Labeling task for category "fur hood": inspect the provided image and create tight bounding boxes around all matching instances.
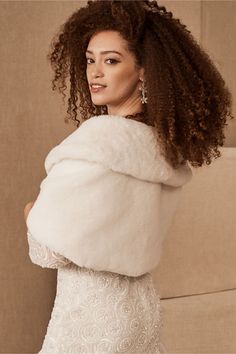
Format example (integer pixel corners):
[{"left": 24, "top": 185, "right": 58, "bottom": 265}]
[
  {"left": 45, "top": 114, "right": 192, "bottom": 186},
  {"left": 26, "top": 114, "right": 193, "bottom": 276}
]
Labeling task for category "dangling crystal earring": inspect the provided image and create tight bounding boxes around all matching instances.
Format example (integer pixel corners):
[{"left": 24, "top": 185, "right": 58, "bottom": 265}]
[{"left": 139, "top": 79, "right": 148, "bottom": 104}]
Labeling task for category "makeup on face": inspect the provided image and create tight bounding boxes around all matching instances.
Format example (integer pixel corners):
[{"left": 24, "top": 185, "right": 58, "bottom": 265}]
[
  {"left": 85, "top": 31, "right": 144, "bottom": 115},
  {"left": 86, "top": 49, "right": 123, "bottom": 94},
  {"left": 90, "top": 85, "right": 107, "bottom": 93}
]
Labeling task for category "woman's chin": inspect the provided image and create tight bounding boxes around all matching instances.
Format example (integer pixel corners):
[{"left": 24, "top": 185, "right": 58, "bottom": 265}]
[{"left": 92, "top": 99, "right": 108, "bottom": 106}]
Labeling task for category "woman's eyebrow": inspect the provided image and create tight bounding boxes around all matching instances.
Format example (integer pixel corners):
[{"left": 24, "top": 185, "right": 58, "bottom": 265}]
[{"left": 86, "top": 50, "right": 123, "bottom": 57}]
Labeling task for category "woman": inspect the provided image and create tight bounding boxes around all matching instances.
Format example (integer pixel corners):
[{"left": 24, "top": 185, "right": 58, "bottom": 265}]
[{"left": 24, "top": 1, "right": 234, "bottom": 353}]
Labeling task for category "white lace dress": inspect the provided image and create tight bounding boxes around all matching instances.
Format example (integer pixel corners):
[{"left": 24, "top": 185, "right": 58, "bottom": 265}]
[{"left": 27, "top": 232, "right": 167, "bottom": 354}]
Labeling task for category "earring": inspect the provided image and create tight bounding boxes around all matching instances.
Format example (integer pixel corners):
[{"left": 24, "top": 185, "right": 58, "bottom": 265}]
[{"left": 139, "top": 79, "right": 148, "bottom": 104}]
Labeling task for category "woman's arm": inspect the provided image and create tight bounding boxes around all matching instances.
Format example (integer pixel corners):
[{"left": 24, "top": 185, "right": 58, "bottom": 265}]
[
  {"left": 24, "top": 201, "right": 72, "bottom": 269},
  {"left": 27, "top": 231, "right": 72, "bottom": 269},
  {"left": 24, "top": 201, "right": 35, "bottom": 222}
]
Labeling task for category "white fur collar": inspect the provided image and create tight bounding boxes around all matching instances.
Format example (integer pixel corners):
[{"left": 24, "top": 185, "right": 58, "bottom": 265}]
[{"left": 45, "top": 114, "right": 192, "bottom": 187}]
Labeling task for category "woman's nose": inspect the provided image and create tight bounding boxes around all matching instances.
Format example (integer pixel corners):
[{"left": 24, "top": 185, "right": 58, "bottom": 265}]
[
  {"left": 91, "top": 65, "right": 104, "bottom": 78},
  {"left": 92, "top": 72, "right": 104, "bottom": 79}
]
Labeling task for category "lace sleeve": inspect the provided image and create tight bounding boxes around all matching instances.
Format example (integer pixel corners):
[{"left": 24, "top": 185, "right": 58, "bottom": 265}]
[{"left": 27, "top": 231, "right": 72, "bottom": 269}]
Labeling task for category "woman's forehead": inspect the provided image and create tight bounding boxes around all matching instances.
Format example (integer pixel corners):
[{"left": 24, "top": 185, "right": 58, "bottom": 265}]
[{"left": 87, "top": 30, "right": 128, "bottom": 52}]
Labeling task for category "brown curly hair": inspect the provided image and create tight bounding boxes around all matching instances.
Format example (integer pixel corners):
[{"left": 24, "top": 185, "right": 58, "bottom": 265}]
[{"left": 47, "top": 0, "right": 234, "bottom": 169}]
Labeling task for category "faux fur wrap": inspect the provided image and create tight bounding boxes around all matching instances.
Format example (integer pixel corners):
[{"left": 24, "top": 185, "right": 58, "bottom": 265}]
[{"left": 26, "top": 114, "right": 193, "bottom": 276}]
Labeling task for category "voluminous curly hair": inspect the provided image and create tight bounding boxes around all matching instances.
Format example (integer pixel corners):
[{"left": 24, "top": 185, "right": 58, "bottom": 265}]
[{"left": 47, "top": 0, "right": 234, "bottom": 169}]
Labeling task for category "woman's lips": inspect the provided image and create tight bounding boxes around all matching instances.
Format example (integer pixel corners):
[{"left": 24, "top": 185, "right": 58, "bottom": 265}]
[{"left": 90, "top": 86, "right": 107, "bottom": 93}]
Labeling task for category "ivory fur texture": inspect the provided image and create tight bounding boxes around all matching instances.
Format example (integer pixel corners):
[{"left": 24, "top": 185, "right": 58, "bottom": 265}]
[{"left": 26, "top": 114, "right": 193, "bottom": 276}]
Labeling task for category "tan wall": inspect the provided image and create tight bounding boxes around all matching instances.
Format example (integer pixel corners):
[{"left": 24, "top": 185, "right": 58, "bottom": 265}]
[
  {"left": 153, "top": 147, "right": 236, "bottom": 352},
  {"left": 0, "top": 1, "right": 235, "bottom": 353},
  {"left": 0, "top": 2, "right": 85, "bottom": 352}
]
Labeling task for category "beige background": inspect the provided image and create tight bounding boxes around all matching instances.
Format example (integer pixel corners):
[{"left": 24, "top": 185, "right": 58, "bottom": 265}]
[{"left": 0, "top": 1, "right": 235, "bottom": 353}]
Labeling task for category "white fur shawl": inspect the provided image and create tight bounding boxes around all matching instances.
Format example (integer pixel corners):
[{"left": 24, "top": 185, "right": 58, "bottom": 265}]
[{"left": 26, "top": 114, "right": 193, "bottom": 276}]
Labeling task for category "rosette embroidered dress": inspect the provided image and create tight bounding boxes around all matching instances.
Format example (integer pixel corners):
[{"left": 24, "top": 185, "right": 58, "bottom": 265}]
[{"left": 26, "top": 114, "right": 192, "bottom": 353}]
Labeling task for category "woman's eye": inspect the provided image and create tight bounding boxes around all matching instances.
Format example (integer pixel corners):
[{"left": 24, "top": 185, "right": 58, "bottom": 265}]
[
  {"left": 106, "top": 59, "right": 118, "bottom": 64},
  {"left": 86, "top": 58, "right": 118, "bottom": 65}
]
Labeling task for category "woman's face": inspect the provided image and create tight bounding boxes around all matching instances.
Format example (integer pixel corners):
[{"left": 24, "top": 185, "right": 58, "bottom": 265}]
[{"left": 86, "top": 30, "right": 144, "bottom": 116}]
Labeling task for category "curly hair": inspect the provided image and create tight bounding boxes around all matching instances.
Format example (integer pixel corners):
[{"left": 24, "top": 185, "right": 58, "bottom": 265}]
[{"left": 47, "top": 0, "right": 234, "bottom": 169}]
